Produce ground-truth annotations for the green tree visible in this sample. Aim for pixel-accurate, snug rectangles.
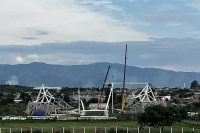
[137,105,187,128]
[5,94,14,104]
[190,80,199,90]
[20,92,31,103]
[63,93,70,103]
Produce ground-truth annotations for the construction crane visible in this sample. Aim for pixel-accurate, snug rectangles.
[122,44,127,113]
[97,65,111,109]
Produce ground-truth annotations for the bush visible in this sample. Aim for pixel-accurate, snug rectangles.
[108,128,127,133]
[33,130,47,133]
[65,129,72,133]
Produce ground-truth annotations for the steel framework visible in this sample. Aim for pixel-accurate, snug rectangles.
[126,83,159,113]
[80,83,114,118]
[26,84,72,116]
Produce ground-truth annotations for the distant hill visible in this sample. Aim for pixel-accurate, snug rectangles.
[0,62,200,87]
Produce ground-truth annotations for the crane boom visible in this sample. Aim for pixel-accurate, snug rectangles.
[97,65,111,109]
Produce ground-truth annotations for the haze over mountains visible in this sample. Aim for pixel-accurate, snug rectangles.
[0,62,199,88]
[1,38,200,72]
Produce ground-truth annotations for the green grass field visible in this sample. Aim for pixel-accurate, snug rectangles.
[0,120,199,133]
[0,120,138,128]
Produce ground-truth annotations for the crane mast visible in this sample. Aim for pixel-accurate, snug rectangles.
[122,44,127,113]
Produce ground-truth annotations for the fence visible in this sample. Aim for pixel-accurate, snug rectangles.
[0,126,200,133]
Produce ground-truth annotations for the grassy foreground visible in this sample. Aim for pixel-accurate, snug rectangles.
[0,120,138,128]
[0,120,199,133]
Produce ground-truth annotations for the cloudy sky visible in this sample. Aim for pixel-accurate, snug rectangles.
[1,0,200,72]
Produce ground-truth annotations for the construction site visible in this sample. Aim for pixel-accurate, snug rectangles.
[24,82,162,120]
[24,45,164,120]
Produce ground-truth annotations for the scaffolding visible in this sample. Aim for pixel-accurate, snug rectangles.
[26,84,72,116]
[126,83,159,113]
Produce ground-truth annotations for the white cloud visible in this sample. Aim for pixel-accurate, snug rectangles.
[80,0,122,12]
[186,0,200,10]
[143,65,200,72]
[1,38,200,72]
[81,0,113,7]
[128,0,151,2]
[167,22,182,27]
[16,54,40,63]
[0,0,150,45]
[39,53,99,65]
[139,53,156,59]
[14,53,98,65]
[16,56,24,63]
[6,75,19,85]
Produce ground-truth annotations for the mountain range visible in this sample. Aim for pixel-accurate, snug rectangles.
[0,62,200,88]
